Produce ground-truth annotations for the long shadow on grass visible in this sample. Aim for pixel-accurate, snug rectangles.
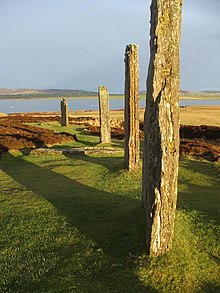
[180,158,220,180]
[1,153,145,257]
[178,159,220,224]
[1,152,152,292]
[65,153,125,173]
[196,282,220,293]
[69,152,142,174]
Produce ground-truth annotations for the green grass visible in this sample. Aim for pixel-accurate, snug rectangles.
[0,124,219,292]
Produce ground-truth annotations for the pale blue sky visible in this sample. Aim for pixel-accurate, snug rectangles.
[0,0,219,92]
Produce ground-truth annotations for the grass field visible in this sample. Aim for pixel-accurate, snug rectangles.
[70,106,220,127]
[0,124,220,292]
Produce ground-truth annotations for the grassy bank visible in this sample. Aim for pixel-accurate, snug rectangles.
[0,124,219,292]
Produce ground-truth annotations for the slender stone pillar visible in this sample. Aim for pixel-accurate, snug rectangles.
[60,98,69,126]
[98,86,111,143]
[124,44,140,171]
[142,0,183,256]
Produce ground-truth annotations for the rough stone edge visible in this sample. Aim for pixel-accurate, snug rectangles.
[30,147,122,155]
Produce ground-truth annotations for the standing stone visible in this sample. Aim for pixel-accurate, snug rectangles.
[124,44,140,171]
[98,86,111,143]
[142,0,183,256]
[60,98,69,126]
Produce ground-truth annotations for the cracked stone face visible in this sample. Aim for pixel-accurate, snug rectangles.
[124,44,140,171]
[142,0,183,256]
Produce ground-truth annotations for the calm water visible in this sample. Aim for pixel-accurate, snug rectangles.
[0,98,220,114]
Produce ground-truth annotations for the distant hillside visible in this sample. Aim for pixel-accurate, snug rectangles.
[0,88,37,95]
[0,88,98,97]
[202,91,220,94]
[140,90,220,96]
[1,88,220,100]
[41,89,98,96]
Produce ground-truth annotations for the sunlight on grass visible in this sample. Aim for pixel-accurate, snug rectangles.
[0,124,219,292]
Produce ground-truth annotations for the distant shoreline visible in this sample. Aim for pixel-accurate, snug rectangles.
[0,94,220,101]
[2,105,219,127]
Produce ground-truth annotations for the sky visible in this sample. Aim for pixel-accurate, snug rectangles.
[0,0,219,93]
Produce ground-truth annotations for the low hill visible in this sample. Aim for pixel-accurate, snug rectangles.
[0,88,98,97]
[1,88,220,100]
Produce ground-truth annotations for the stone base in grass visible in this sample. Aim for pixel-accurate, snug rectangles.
[30,147,122,155]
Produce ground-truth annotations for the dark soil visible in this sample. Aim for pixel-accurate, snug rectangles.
[0,117,77,152]
[85,125,220,162]
[0,114,219,162]
[5,113,97,125]
[180,139,220,162]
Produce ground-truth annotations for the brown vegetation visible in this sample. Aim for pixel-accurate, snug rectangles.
[0,117,76,151]
[86,123,220,162]
[0,114,219,162]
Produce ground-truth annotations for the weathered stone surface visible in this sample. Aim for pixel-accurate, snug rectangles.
[142,0,183,256]
[30,147,121,155]
[124,44,140,170]
[60,98,69,126]
[98,86,111,143]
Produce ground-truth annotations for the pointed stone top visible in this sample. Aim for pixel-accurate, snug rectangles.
[99,85,108,90]
[126,44,139,50]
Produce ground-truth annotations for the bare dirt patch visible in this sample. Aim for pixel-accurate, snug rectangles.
[85,124,220,162]
[0,114,219,162]
[0,117,77,152]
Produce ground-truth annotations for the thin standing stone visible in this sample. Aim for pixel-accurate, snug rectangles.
[142,0,183,256]
[124,44,140,171]
[60,98,69,126]
[98,86,111,143]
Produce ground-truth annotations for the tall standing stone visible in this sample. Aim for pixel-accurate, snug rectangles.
[142,0,183,256]
[98,86,111,143]
[124,44,140,171]
[60,98,69,126]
